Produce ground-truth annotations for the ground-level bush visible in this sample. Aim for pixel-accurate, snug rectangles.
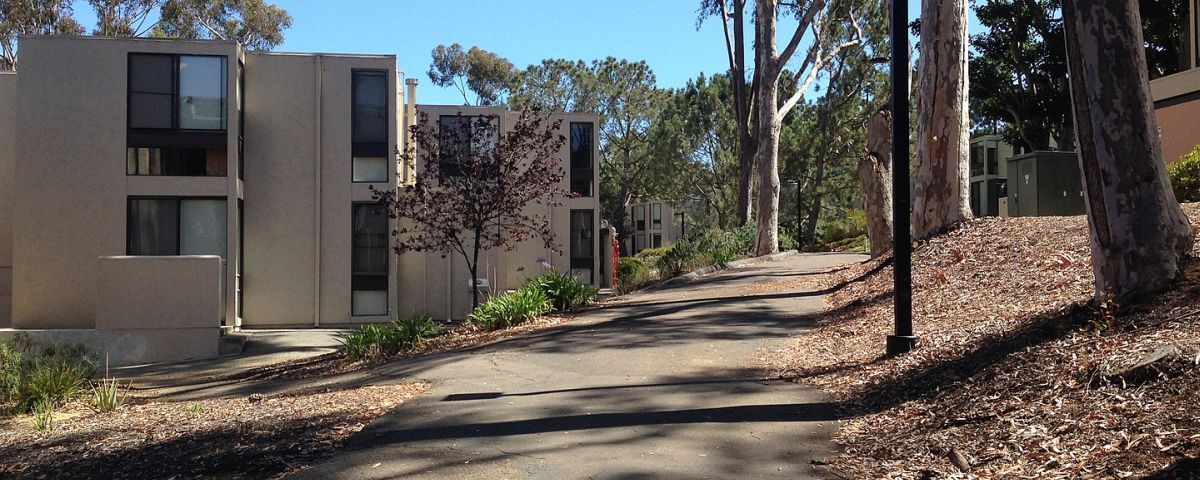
[468,287,551,330]
[524,270,597,312]
[633,246,671,258]
[616,257,652,294]
[1169,145,1200,203]
[1,334,96,414]
[338,315,441,361]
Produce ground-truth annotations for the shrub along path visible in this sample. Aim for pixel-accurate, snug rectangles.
[288,252,866,479]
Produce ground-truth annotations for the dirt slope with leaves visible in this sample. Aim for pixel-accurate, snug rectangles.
[769,203,1200,479]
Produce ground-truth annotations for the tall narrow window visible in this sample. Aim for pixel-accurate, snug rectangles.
[634,205,646,231]
[178,56,227,130]
[352,203,388,316]
[569,210,595,283]
[570,122,594,196]
[651,203,662,229]
[986,146,999,175]
[128,54,176,129]
[353,71,389,182]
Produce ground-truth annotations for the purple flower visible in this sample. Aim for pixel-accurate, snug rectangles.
[537,258,552,269]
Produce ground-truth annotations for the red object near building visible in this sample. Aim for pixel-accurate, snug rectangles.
[611,236,620,287]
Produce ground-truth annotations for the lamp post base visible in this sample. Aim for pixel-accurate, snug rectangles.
[886,335,918,355]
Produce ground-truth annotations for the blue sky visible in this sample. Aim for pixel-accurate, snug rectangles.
[70,1,974,105]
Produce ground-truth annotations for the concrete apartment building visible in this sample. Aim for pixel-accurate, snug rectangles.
[625,200,686,255]
[0,35,600,364]
[1151,0,1200,163]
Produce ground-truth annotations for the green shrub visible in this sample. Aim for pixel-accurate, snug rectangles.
[816,210,868,249]
[87,377,127,413]
[468,287,551,330]
[0,342,21,409]
[20,362,87,410]
[185,403,205,415]
[658,240,703,277]
[524,271,597,312]
[616,257,652,294]
[1169,145,1200,203]
[634,246,671,258]
[338,315,441,361]
[31,400,54,432]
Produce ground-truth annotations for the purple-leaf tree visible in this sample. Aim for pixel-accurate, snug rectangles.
[374,108,573,311]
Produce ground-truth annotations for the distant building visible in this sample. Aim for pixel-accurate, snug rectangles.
[1150,0,1200,163]
[624,200,686,255]
[968,135,1014,217]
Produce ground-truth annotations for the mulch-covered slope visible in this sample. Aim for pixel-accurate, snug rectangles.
[769,203,1200,479]
[0,383,429,479]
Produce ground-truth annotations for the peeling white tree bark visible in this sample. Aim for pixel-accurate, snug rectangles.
[1063,0,1195,302]
[913,0,972,239]
[860,110,894,258]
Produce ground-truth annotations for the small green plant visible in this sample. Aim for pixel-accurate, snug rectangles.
[468,287,551,330]
[658,240,704,277]
[185,403,205,414]
[19,361,87,410]
[31,400,54,432]
[1169,145,1200,203]
[338,315,441,361]
[616,257,653,294]
[87,377,127,413]
[0,342,21,411]
[524,270,597,312]
[633,246,671,258]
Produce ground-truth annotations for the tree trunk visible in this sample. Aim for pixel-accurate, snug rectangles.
[735,142,755,226]
[804,155,827,246]
[860,110,895,258]
[1063,0,1195,302]
[913,0,972,239]
[752,0,781,256]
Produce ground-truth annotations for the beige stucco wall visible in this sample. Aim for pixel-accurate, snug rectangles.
[241,52,399,328]
[1151,68,1200,164]
[397,106,603,320]
[11,36,239,329]
[0,72,14,328]
[1154,98,1200,164]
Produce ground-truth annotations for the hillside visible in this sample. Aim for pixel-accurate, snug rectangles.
[770,203,1200,478]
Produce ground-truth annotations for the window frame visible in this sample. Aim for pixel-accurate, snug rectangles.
[127,53,228,151]
[126,196,227,256]
[351,69,390,160]
[651,203,662,229]
[351,202,390,316]
[569,122,595,197]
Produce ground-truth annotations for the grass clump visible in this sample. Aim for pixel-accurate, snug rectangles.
[31,399,55,432]
[468,287,551,330]
[185,403,205,414]
[1,334,96,415]
[524,270,598,312]
[87,377,128,413]
[338,315,441,361]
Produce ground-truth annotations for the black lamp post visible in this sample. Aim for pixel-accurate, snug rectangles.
[886,0,916,355]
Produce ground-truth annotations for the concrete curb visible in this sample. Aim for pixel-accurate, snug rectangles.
[658,250,800,288]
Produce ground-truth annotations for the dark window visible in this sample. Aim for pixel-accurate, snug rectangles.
[969,181,982,217]
[987,147,999,175]
[988,179,1006,216]
[651,203,662,229]
[127,147,227,176]
[570,210,595,283]
[651,233,662,249]
[969,144,984,177]
[128,54,176,129]
[570,122,594,196]
[438,115,497,177]
[127,197,226,256]
[238,61,244,180]
[633,205,646,231]
[352,203,388,316]
[128,53,227,152]
[128,54,226,131]
[352,71,388,158]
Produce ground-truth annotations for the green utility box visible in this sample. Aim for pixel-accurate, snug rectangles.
[1006,151,1086,217]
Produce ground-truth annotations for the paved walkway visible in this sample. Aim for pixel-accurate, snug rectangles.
[293,252,867,479]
